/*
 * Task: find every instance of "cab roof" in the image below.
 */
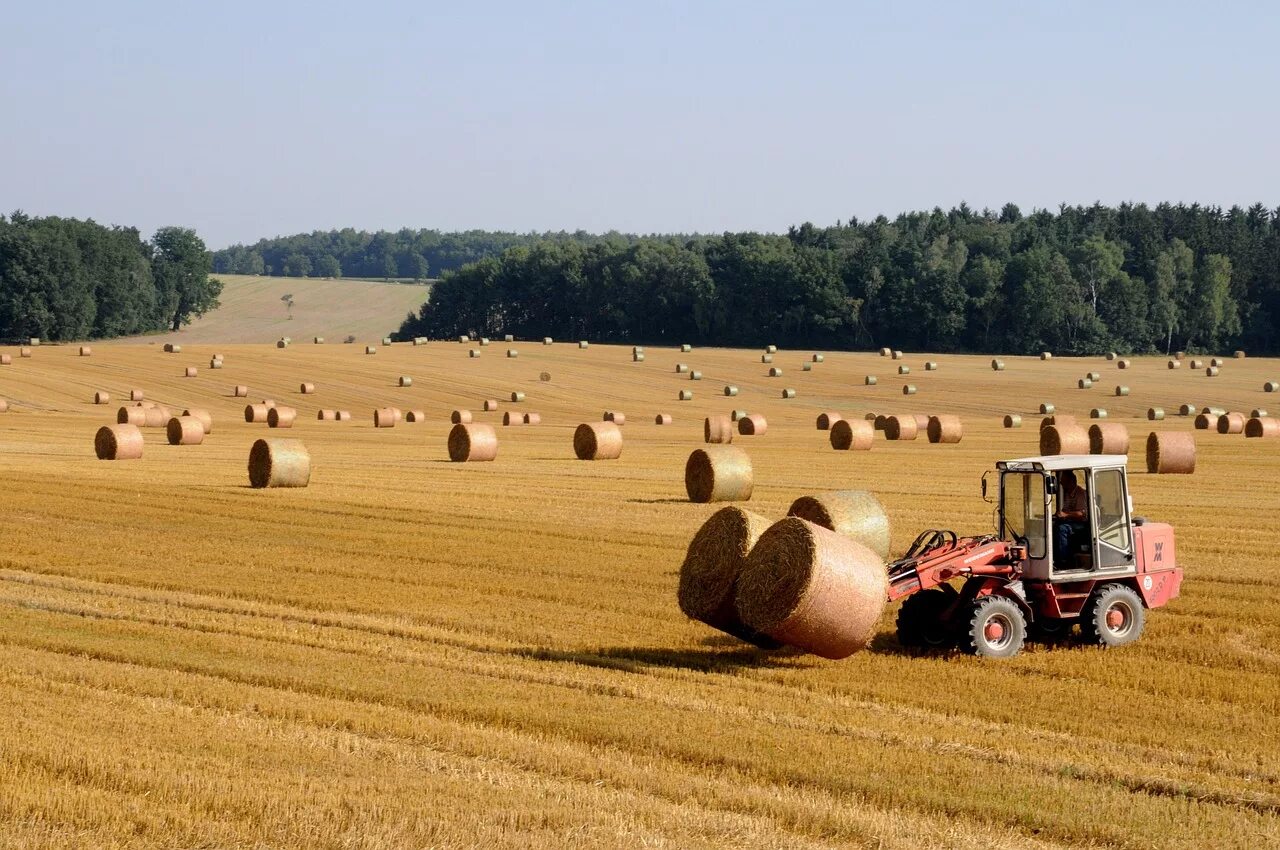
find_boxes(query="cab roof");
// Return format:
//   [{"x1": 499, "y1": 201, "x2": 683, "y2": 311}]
[{"x1": 997, "y1": 455, "x2": 1128, "y2": 472}]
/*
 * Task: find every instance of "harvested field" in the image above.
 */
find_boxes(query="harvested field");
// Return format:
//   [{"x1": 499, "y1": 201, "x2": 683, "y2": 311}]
[{"x1": 0, "y1": 343, "x2": 1278, "y2": 848}]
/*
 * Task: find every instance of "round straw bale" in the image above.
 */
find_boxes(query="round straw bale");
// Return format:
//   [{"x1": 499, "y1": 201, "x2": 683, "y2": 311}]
[
  {"x1": 1246, "y1": 417, "x2": 1280, "y2": 438},
  {"x1": 730, "y1": 410, "x2": 748, "y2": 422},
  {"x1": 1175, "y1": 351, "x2": 1185, "y2": 360},
  {"x1": 507, "y1": 349, "x2": 518, "y2": 358},
  {"x1": 504, "y1": 334, "x2": 513, "y2": 342},
  {"x1": 373, "y1": 408, "x2": 396, "y2": 428},
  {"x1": 458, "y1": 335, "x2": 470, "y2": 343},
  {"x1": 902, "y1": 384, "x2": 917, "y2": 396},
  {"x1": 782, "y1": 388, "x2": 796, "y2": 399},
  {"x1": 261, "y1": 399, "x2": 276, "y2": 409},
  {"x1": 829, "y1": 418, "x2": 874, "y2": 451},
  {"x1": 761, "y1": 354, "x2": 773, "y2": 364},
  {"x1": 117, "y1": 406, "x2": 146, "y2": 426},
  {"x1": 633, "y1": 352, "x2": 645, "y2": 362},
  {"x1": 19, "y1": 347, "x2": 31, "y2": 358},
  {"x1": 578, "y1": 341, "x2": 588, "y2": 349},
  {"x1": 182, "y1": 409, "x2": 212, "y2": 435},
  {"x1": 1168, "y1": 360, "x2": 1180, "y2": 369},
  {"x1": 677, "y1": 506, "x2": 775, "y2": 644},
  {"x1": 1040, "y1": 352, "x2": 1053, "y2": 360},
  {"x1": 681, "y1": 344, "x2": 693, "y2": 353},
  {"x1": 690, "y1": 371, "x2": 702, "y2": 380},
  {"x1": 738, "y1": 414, "x2": 768, "y2": 436},
  {"x1": 543, "y1": 337, "x2": 553, "y2": 345},
  {"x1": 405, "y1": 410, "x2": 426, "y2": 423},
  {"x1": 816, "y1": 412, "x2": 842, "y2": 430},
  {"x1": 398, "y1": 376, "x2": 413, "y2": 387},
  {"x1": 787, "y1": 491, "x2": 891, "y2": 560},
  {"x1": 1039, "y1": 403, "x2": 1056, "y2": 415},
  {"x1": 382, "y1": 336, "x2": 393, "y2": 346},
  {"x1": 679, "y1": 390, "x2": 693, "y2": 401},
  {"x1": 1235, "y1": 350, "x2": 1246, "y2": 359},
  {"x1": 1265, "y1": 382, "x2": 1278, "y2": 393},
  {"x1": 479, "y1": 338, "x2": 489, "y2": 346},
  {"x1": 655, "y1": 413, "x2": 672, "y2": 425},
  {"x1": 924, "y1": 361, "x2": 939, "y2": 371},
  {"x1": 1202, "y1": 406, "x2": 1226, "y2": 416},
  {"x1": 365, "y1": 346, "x2": 376, "y2": 354},
  {"x1": 142, "y1": 406, "x2": 168, "y2": 428},
  {"x1": 451, "y1": 409, "x2": 472, "y2": 424},
  {"x1": 79, "y1": 346, "x2": 91, "y2": 356},
  {"x1": 210, "y1": 358, "x2": 222, "y2": 369},
  {"x1": 1148, "y1": 408, "x2": 1165, "y2": 421},
  {"x1": 130, "y1": 389, "x2": 144, "y2": 402},
  {"x1": 539, "y1": 372, "x2": 551, "y2": 382},
  {"x1": 864, "y1": 375, "x2": 877, "y2": 386},
  {"x1": 162, "y1": 343, "x2": 173, "y2": 353},
  {"x1": 299, "y1": 383, "x2": 315, "y2": 394},
  {"x1": 1118, "y1": 359, "x2": 1131, "y2": 369},
  {"x1": 1190, "y1": 359, "x2": 1203, "y2": 369},
  {"x1": 604, "y1": 411, "x2": 626, "y2": 425},
  {"x1": 523, "y1": 412, "x2": 542, "y2": 425},
  {"x1": 812, "y1": 353, "x2": 824, "y2": 363},
  {"x1": 675, "y1": 363, "x2": 689, "y2": 373},
  {"x1": 892, "y1": 350, "x2": 903, "y2": 360},
  {"x1": 1003, "y1": 414, "x2": 1022, "y2": 428},
  {"x1": 1179, "y1": 404, "x2": 1197, "y2": 416},
  {"x1": 632, "y1": 346, "x2": 644, "y2": 355},
  {"x1": 94, "y1": 391, "x2": 110, "y2": 405},
  {"x1": 0, "y1": 399, "x2": 7, "y2": 412},
  {"x1": 267, "y1": 407, "x2": 296, "y2": 428},
  {"x1": 1115, "y1": 386, "x2": 1130, "y2": 397},
  {"x1": 1217, "y1": 412, "x2": 1245, "y2": 434},
  {"x1": 873, "y1": 414, "x2": 888, "y2": 431},
  {"x1": 95, "y1": 424, "x2": 143, "y2": 460},
  {"x1": 1087, "y1": 372, "x2": 1101, "y2": 381},
  {"x1": 704, "y1": 415, "x2": 734, "y2": 444},
  {"x1": 686, "y1": 446, "x2": 753, "y2": 503},
  {"x1": 735, "y1": 518, "x2": 887, "y2": 659},
  {"x1": 1193, "y1": 413, "x2": 1213, "y2": 430},
  {"x1": 768, "y1": 367, "x2": 782, "y2": 377},
  {"x1": 1251, "y1": 408, "x2": 1268, "y2": 418},
  {"x1": 1146, "y1": 432, "x2": 1195, "y2": 474},
  {"x1": 248, "y1": 439, "x2": 310, "y2": 488},
  {"x1": 879, "y1": 347, "x2": 891, "y2": 357},
  {"x1": 336, "y1": 411, "x2": 352, "y2": 421},
  {"x1": 898, "y1": 365, "x2": 910, "y2": 375},
  {"x1": 317, "y1": 409, "x2": 336, "y2": 421},
  {"x1": 573, "y1": 421, "x2": 623, "y2": 460},
  {"x1": 766, "y1": 345, "x2": 777, "y2": 354},
  {"x1": 1041, "y1": 424, "x2": 1090, "y2": 455},
  {"x1": 166, "y1": 416, "x2": 205, "y2": 445},
  {"x1": 314, "y1": 337, "x2": 324, "y2": 344},
  {"x1": 1090, "y1": 409, "x2": 1108, "y2": 419},
  {"x1": 483, "y1": 399, "x2": 498, "y2": 411},
  {"x1": 1106, "y1": 352, "x2": 1117, "y2": 361},
  {"x1": 927, "y1": 415, "x2": 963, "y2": 444},
  {"x1": 911, "y1": 414, "x2": 930, "y2": 430},
  {"x1": 469, "y1": 349, "x2": 481, "y2": 358},
  {"x1": 991, "y1": 359, "x2": 1005, "y2": 371},
  {"x1": 1210, "y1": 357, "x2": 1224, "y2": 368},
  {"x1": 724, "y1": 385, "x2": 739, "y2": 397},
  {"x1": 1088, "y1": 422, "x2": 1129, "y2": 455},
  {"x1": 277, "y1": 340, "x2": 288, "y2": 349},
  {"x1": 448, "y1": 423, "x2": 497, "y2": 462},
  {"x1": 230, "y1": 386, "x2": 248, "y2": 399},
  {"x1": 884, "y1": 415, "x2": 918, "y2": 441},
  {"x1": 1206, "y1": 367, "x2": 1219, "y2": 377},
  {"x1": 502, "y1": 411, "x2": 524, "y2": 426},
  {"x1": 510, "y1": 391, "x2": 525, "y2": 402}
]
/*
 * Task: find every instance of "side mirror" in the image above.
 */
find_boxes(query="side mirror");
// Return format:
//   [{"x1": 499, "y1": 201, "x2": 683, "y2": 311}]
[
  {"x1": 1045, "y1": 476, "x2": 1058, "y2": 495},
  {"x1": 980, "y1": 471, "x2": 991, "y2": 503}
]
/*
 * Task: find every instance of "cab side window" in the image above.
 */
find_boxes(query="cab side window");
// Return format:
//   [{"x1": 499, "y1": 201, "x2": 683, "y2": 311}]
[{"x1": 1093, "y1": 469, "x2": 1131, "y2": 552}]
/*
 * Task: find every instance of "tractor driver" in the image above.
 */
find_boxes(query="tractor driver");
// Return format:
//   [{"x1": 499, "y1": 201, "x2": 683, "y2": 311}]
[{"x1": 1053, "y1": 470, "x2": 1088, "y2": 570}]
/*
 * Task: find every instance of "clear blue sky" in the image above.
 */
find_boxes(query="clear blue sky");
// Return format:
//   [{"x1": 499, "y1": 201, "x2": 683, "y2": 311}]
[{"x1": 2, "y1": 1, "x2": 1276, "y2": 248}]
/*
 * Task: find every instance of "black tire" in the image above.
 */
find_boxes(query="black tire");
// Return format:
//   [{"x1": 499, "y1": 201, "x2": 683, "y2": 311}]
[
  {"x1": 1081, "y1": 583, "x2": 1145, "y2": 647},
  {"x1": 965, "y1": 595, "x2": 1026, "y2": 658},
  {"x1": 896, "y1": 589, "x2": 957, "y2": 648}
]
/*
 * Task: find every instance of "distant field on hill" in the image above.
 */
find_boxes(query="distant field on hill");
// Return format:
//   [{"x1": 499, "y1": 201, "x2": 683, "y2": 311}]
[{"x1": 118, "y1": 274, "x2": 429, "y2": 345}]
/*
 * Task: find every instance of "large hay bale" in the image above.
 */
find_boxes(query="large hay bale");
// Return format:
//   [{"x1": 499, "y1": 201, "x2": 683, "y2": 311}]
[
  {"x1": 768, "y1": 367, "x2": 782, "y2": 377},
  {"x1": 724, "y1": 385, "x2": 739, "y2": 397},
  {"x1": 578, "y1": 341, "x2": 588, "y2": 349},
  {"x1": 655, "y1": 414, "x2": 672, "y2": 425},
  {"x1": 676, "y1": 507, "x2": 775, "y2": 645},
  {"x1": 1078, "y1": 379, "x2": 1093, "y2": 389},
  {"x1": 1115, "y1": 386, "x2": 1130, "y2": 397},
  {"x1": 738, "y1": 414, "x2": 767, "y2": 436},
  {"x1": 448, "y1": 423, "x2": 497, "y2": 462},
  {"x1": 782, "y1": 388, "x2": 796, "y2": 399},
  {"x1": 1217, "y1": 412, "x2": 1245, "y2": 434},
  {"x1": 79, "y1": 346, "x2": 91, "y2": 356},
  {"x1": 483, "y1": 399, "x2": 498, "y2": 411},
  {"x1": 1251, "y1": 408, "x2": 1269, "y2": 418},
  {"x1": 1040, "y1": 425, "x2": 1090, "y2": 455},
  {"x1": 704, "y1": 415, "x2": 734, "y2": 444},
  {"x1": 277, "y1": 340, "x2": 289, "y2": 349},
  {"x1": 1201, "y1": 406, "x2": 1226, "y2": 416},
  {"x1": 317, "y1": 409, "x2": 336, "y2": 421},
  {"x1": 787, "y1": 491, "x2": 890, "y2": 560},
  {"x1": 1193, "y1": 413, "x2": 1213, "y2": 430},
  {"x1": 1040, "y1": 352, "x2": 1052, "y2": 360},
  {"x1": 502, "y1": 411, "x2": 524, "y2": 426},
  {"x1": 632, "y1": 346, "x2": 644, "y2": 355},
  {"x1": 898, "y1": 365, "x2": 910, "y2": 375},
  {"x1": 1146, "y1": 432, "x2": 1195, "y2": 474},
  {"x1": 166, "y1": 416, "x2": 205, "y2": 446},
  {"x1": 735, "y1": 518, "x2": 887, "y2": 659},
  {"x1": 1089, "y1": 422, "x2": 1130, "y2": 455},
  {"x1": 1, "y1": 354, "x2": 13, "y2": 366},
  {"x1": 117, "y1": 406, "x2": 146, "y2": 426},
  {"x1": 182, "y1": 409, "x2": 212, "y2": 435},
  {"x1": 469, "y1": 349, "x2": 481, "y2": 358},
  {"x1": 685, "y1": 446, "x2": 753, "y2": 503},
  {"x1": 679, "y1": 390, "x2": 693, "y2": 401},
  {"x1": 761, "y1": 354, "x2": 773, "y2": 364},
  {"x1": 681, "y1": 344, "x2": 692, "y2": 353},
  {"x1": 864, "y1": 375, "x2": 877, "y2": 386},
  {"x1": 248, "y1": 439, "x2": 310, "y2": 488},
  {"x1": 1179, "y1": 404, "x2": 1197, "y2": 416},
  {"x1": 633, "y1": 352, "x2": 645, "y2": 362},
  {"x1": 1106, "y1": 352, "x2": 1117, "y2": 361},
  {"x1": 675, "y1": 363, "x2": 689, "y2": 373},
  {"x1": 94, "y1": 391, "x2": 110, "y2": 405},
  {"x1": 924, "y1": 361, "x2": 938, "y2": 371},
  {"x1": 539, "y1": 372, "x2": 551, "y2": 382},
  {"x1": 574, "y1": 421, "x2": 623, "y2": 460},
  {"x1": 690, "y1": 371, "x2": 702, "y2": 380},
  {"x1": 95, "y1": 424, "x2": 143, "y2": 460},
  {"x1": 503, "y1": 334, "x2": 513, "y2": 342},
  {"x1": 1039, "y1": 403, "x2": 1056, "y2": 415},
  {"x1": 509, "y1": 391, "x2": 526, "y2": 403},
  {"x1": 1003, "y1": 414, "x2": 1022, "y2": 428},
  {"x1": 405, "y1": 410, "x2": 426, "y2": 423},
  {"x1": 766, "y1": 345, "x2": 777, "y2": 354},
  {"x1": 891, "y1": 350, "x2": 903, "y2": 360},
  {"x1": 130, "y1": 389, "x2": 144, "y2": 402},
  {"x1": 233, "y1": 385, "x2": 249, "y2": 397},
  {"x1": 267, "y1": 406, "x2": 297, "y2": 428},
  {"x1": 1189, "y1": 359, "x2": 1203, "y2": 369},
  {"x1": 373, "y1": 408, "x2": 396, "y2": 428},
  {"x1": 991, "y1": 359, "x2": 1005, "y2": 371},
  {"x1": 603, "y1": 411, "x2": 626, "y2": 426},
  {"x1": 365, "y1": 346, "x2": 376, "y2": 355},
  {"x1": 829, "y1": 418, "x2": 874, "y2": 451},
  {"x1": 1118, "y1": 359, "x2": 1131, "y2": 369},
  {"x1": 543, "y1": 337, "x2": 553, "y2": 345},
  {"x1": 927, "y1": 415, "x2": 963, "y2": 444},
  {"x1": 1206, "y1": 367, "x2": 1220, "y2": 377},
  {"x1": 1210, "y1": 357, "x2": 1224, "y2": 368},
  {"x1": 1265, "y1": 382, "x2": 1278, "y2": 393},
  {"x1": 479, "y1": 338, "x2": 489, "y2": 346},
  {"x1": 1148, "y1": 408, "x2": 1165, "y2": 421},
  {"x1": 314, "y1": 337, "x2": 324, "y2": 344},
  {"x1": 812, "y1": 353, "x2": 824, "y2": 363},
  {"x1": 883, "y1": 415, "x2": 918, "y2": 441},
  {"x1": 336, "y1": 411, "x2": 352, "y2": 421},
  {"x1": 1235, "y1": 350, "x2": 1246, "y2": 359},
  {"x1": 902, "y1": 384, "x2": 917, "y2": 396},
  {"x1": 507, "y1": 349, "x2": 519, "y2": 358},
  {"x1": 299, "y1": 383, "x2": 315, "y2": 394},
  {"x1": 142, "y1": 407, "x2": 168, "y2": 428},
  {"x1": 1168, "y1": 360, "x2": 1181, "y2": 369},
  {"x1": 1245, "y1": 417, "x2": 1280, "y2": 438},
  {"x1": 399, "y1": 376, "x2": 413, "y2": 387},
  {"x1": 210, "y1": 358, "x2": 223, "y2": 369},
  {"x1": 19, "y1": 347, "x2": 31, "y2": 358},
  {"x1": 816, "y1": 412, "x2": 842, "y2": 430},
  {"x1": 879, "y1": 347, "x2": 891, "y2": 356},
  {"x1": 523, "y1": 413, "x2": 541, "y2": 425}
]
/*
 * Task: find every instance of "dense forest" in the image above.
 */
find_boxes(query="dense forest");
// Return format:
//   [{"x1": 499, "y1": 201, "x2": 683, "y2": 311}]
[
  {"x1": 401, "y1": 203, "x2": 1280, "y2": 355},
  {"x1": 0, "y1": 213, "x2": 222, "y2": 341},
  {"x1": 213, "y1": 229, "x2": 636, "y2": 280}
]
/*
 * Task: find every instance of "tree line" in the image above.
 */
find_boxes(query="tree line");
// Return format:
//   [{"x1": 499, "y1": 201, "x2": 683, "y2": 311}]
[
  {"x1": 400, "y1": 203, "x2": 1280, "y2": 355},
  {"x1": 0, "y1": 212, "x2": 222, "y2": 341},
  {"x1": 213, "y1": 228, "x2": 638, "y2": 281}
]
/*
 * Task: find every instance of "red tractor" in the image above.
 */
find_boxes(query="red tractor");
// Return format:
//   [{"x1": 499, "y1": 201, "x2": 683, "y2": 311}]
[{"x1": 890, "y1": 454, "x2": 1182, "y2": 657}]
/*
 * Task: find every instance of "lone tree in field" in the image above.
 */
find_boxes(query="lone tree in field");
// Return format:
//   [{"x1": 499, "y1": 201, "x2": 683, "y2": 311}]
[
  {"x1": 152, "y1": 227, "x2": 222, "y2": 331},
  {"x1": 281, "y1": 293, "x2": 295, "y2": 319}
]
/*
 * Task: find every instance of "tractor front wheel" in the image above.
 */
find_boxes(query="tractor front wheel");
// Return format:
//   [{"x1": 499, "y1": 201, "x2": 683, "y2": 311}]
[
  {"x1": 964, "y1": 595, "x2": 1026, "y2": 658},
  {"x1": 896, "y1": 589, "x2": 957, "y2": 649},
  {"x1": 1081, "y1": 584, "x2": 1145, "y2": 648}
]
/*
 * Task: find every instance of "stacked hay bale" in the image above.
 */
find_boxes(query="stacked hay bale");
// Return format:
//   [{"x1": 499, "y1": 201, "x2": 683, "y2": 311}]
[
  {"x1": 786, "y1": 491, "x2": 891, "y2": 560},
  {"x1": 676, "y1": 507, "x2": 777, "y2": 647}
]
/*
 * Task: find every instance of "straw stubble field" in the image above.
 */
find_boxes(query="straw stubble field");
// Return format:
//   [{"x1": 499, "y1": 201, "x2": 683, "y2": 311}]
[{"x1": 1, "y1": 340, "x2": 1278, "y2": 849}]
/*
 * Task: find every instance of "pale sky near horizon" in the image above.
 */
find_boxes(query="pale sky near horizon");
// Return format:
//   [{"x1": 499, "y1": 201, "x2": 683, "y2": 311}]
[{"x1": 1, "y1": 1, "x2": 1277, "y2": 249}]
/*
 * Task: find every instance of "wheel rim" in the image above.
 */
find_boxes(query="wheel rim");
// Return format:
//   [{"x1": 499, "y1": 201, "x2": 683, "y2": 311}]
[
  {"x1": 1105, "y1": 600, "x2": 1134, "y2": 637},
  {"x1": 982, "y1": 613, "x2": 1014, "y2": 650}
]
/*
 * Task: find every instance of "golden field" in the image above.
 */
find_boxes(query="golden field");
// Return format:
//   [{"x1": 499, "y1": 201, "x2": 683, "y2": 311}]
[{"x1": 0, "y1": 339, "x2": 1278, "y2": 849}]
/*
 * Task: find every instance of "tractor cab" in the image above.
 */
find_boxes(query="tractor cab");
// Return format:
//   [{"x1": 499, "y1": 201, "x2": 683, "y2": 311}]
[{"x1": 993, "y1": 455, "x2": 1136, "y2": 582}]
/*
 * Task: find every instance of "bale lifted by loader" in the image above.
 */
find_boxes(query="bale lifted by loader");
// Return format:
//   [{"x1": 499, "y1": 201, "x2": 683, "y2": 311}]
[{"x1": 891, "y1": 454, "x2": 1181, "y2": 657}]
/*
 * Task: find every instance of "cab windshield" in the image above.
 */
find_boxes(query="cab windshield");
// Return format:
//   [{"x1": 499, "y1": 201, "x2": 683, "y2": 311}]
[{"x1": 1001, "y1": 472, "x2": 1047, "y2": 559}]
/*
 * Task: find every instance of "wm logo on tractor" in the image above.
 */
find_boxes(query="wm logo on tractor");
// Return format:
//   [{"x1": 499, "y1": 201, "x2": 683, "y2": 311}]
[{"x1": 1154, "y1": 541, "x2": 1164, "y2": 562}]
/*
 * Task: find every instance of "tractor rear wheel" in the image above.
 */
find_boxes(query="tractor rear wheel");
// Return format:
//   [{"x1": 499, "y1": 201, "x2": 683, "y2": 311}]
[
  {"x1": 1081, "y1": 584, "x2": 1145, "y2": 648},
  {"x1": 896, "y1": 589, "x2": 956, "y2": 648},
  {"x1": 964, "y1": 595, "x2": 1026, "y2": 658}
]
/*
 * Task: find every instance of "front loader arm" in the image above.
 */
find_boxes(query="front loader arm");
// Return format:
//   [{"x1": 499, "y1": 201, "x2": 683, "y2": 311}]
[{"x1": 886, "y1": 536, "x2": 1020, "y2": 601}]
